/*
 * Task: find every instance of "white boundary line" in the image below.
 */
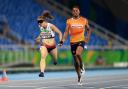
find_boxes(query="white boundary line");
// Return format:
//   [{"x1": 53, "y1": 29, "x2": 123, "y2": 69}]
[
  {"x1": 0, "y1": 74, "x2": 127, "y2": 88},
  {"x1": 103, "y1": 84, "x2": 128, "y2": 88},
  {"x1": 35, "y1": 78, "x2": 128, "y2": 89},
  {"x1": 7, "y1": 76, "x2": 128, "y2": 86},
  {"x1": 8, "y1": 85, "x2": 37, "y2": 88},
  {"x1": 6, "y1": 74, "x2": 128, "y2": 85}
]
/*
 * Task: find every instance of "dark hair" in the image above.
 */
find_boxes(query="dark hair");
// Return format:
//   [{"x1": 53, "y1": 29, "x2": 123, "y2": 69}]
[
  {"x1": 42, "y1": 10, "x2": 54, "y2": 20},
  {"x1": 37, "y1": 10, "x2": 54, "y2": 24},
  {"x1": 72, "y1": 6, "x2": 80, "y2": 10}
]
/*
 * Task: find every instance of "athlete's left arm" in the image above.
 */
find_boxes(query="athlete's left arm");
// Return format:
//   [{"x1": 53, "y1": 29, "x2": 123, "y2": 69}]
[
  {"x1": 35, "y1": 35, "x2": 40, "y2": 44},
  {"x1": 85, "y1": 24, "x2": 91, "y2": 43},
  {"x1": 51, "y1": 24, "x2": 62, "y2": 41}
]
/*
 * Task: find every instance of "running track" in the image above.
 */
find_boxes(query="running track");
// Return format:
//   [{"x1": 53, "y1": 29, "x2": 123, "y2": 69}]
[{"x1": 0, "y1": 69, "x2": 128, "y2": 89}]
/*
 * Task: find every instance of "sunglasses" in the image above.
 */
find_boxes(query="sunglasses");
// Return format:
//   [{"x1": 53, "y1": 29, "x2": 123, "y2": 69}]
[{"x1": 37, "y1": 20, "x2": 44, "y2": 24}]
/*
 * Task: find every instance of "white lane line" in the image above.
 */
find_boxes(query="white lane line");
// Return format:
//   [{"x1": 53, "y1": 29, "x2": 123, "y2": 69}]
[
  {"x1": 7, "y1": 80, "x2": 69, "y2": 85},
  {"x1": 35, "y1": 86, "x2": 66, "y2": 89},
  {"x1": 36, "y1": 87, "x2": 47, "y2": 89},
  {"x1": 7, "y1": 76, "x2": 128, "y2": 86},
  {"x1": 8, "y1": 85, "x2": 37, "y2": 88},
  {"x1": 36, "y1": 86, "x2": 95, "y2": 89},
  {"x1": 0, "y1": 85, "x2": 8, "y2": 87},
  {"x1": 123, "y1": 87, "x2": 128, "y2": 89},
  {"x1": 7, "y1": 74, "x2": 126, "y2": 84},
  {"x1": 86, "y1": 78, "x2": 128, "y2": 85},
  {"x1": 6, "y1": 77, "x2": 128, "y2": 89},
  {"x1": 35, "y1": 86, "x2": 95, "y2": 89},
  {"x1": 5, "y1": 75, "x2": 128, "y2": 89},
  {"x1": 99, "y1": 88, "x2": 105, "y2": 89},
  {"x1": 4, "y1": 78, "x2": 128, "y2": 89},
  {"x1": 87, "y1": 87, "x2": 95, "y2": 88},
  {"x1": 103, "y1": 84, "x2": 128, "y2": 89},
  {"x1": 6, "y1": 74, "x2": 127, "y2": 85},
  {"x1": 35, "y1": 78, "x2": 128, "y2": 89}
]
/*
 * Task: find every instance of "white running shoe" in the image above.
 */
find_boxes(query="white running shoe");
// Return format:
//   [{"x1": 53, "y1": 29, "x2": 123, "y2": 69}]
[
  {"x1": 78, "y1": 75, "x2": 82, "y2": 86},
  {"x1": 77, "y1": 82, "x2": 82, "y2": 86},
  {"x1": 81, "y1": 64, "x2": 85, "y2": 75}
]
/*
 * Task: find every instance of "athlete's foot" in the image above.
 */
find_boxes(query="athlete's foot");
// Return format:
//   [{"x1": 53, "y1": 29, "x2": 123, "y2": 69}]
[
  {"x1": 78, "y1": 75, "x2": 82, "y2": 83},
  {"x1": 77, "y1": 82, "x2": 82, "y2": 85},
  {"x1": 53, "y1": 61, "x2": 57, "y2": 65},
  {"x1": 39, "y1": 72, "x2": 44, "y2": 77},
  {"x1": 78, "y1": 75, "x2": 82, "y2": 85}
]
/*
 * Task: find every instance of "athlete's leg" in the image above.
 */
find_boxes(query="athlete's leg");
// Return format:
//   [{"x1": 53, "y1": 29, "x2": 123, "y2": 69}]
[
  {"x1": 49, "y1": 47, "x2": 58, "y2": 65},
  {"x1": 39, "y1": 46, "x2": 48, "y2": 77},
  {"x1": 71, "y1": 44, "x2": 81, "y2": 83},
  {"x1": 73, "y1": 55, "x2": 81, "y2": 82},
  {"x1": 75, "y1": 44, "x2": 85, "y2": 84},
  {"x1": 76, "y1": 46, "x2": 84, "y2": 70}
]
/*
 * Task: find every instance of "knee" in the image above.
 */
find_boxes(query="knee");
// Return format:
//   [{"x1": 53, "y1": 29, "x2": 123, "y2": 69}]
[
  {"x1": 76, "y1": 54, "x2": 81, "y2": 58},
  {"x1": 76, "y1": 48, "x2": 83, "y2": 55},
  {"x1": 41, "y1": 56, "x2": 45, "y2": 59},
  {"x1": 40, "y1": 59, "x2": 45, "y2": 63},
  {"x1": 40, "y1": 55, "x2": 46, "y2": 61},
  {"x1": 76, "y1": 51, "x2": 81, "y2": 55}
]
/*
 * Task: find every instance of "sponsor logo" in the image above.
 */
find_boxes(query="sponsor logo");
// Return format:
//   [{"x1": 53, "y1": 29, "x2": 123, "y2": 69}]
[{"x1": 71, "y1": 25, "x2": 83, "y2": 28}]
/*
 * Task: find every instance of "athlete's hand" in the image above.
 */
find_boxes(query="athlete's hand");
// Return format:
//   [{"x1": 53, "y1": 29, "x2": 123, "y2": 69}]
[
  {"x1": 85, "y1": 37, "x2": 90, "y2": 43},
  {"x1": 35, "y1": 38, "x2": 40, "y2": 44},
  {"x1": 58, "y1": 41, "x2": 63, "y2": 46}
]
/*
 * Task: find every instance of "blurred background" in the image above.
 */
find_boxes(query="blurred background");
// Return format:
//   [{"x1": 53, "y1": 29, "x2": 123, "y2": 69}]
[{"x1": 0, "y1": 0, "x2": 128, "y2": 77}]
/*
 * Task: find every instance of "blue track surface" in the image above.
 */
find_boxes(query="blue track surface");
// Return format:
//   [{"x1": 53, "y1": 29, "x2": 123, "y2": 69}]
[
  {"x1": 8, "y1": 69, "x2": 128, "y2": 80},
  {"x1": 1, "y1": 68, "x2": 128, "y2": 89}
]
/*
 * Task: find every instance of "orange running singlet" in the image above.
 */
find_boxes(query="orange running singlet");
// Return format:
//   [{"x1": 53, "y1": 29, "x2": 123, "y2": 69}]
[{"x1": 66, "y1": 17, "x2": 88, "y2": 43}]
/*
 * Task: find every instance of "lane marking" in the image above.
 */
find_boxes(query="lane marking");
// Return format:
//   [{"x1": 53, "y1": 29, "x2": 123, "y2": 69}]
[
  {"x1": 2, "y1": 74, "x2": 128, "y2": 89},
  {"x1": 0, "y1": 85, "x2": 8, "y2": 87},
  {"x1": 35, "y1": 78, "x2": 128, "y2": 89},
  {"x1": 7, "y1": 74, "x2": 128, "y2": 83},
  {"x1": 6, "y1": 74, "x2": 127, "y2": 85},
  {"x1": 8, "y1": 85, "x2": 37, "y2": 88},
  {"x1": 104, "y1": 84, "x2": 128, "y2": 89},
  {"x1": 35, "y1": 86, "x2": 95, "y2": 89},
  {"x1": 8, "y1": 77, "x2": 128, "y2": 86},
  {"x1": 123, "y1": 87, "x2": 128, "y2": 89},
  {"x1": 5, "y1": 76, "x2": 128, "y2": 85}
]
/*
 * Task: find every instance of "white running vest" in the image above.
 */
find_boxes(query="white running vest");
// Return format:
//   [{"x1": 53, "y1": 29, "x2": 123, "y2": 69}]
[{"x1": 39, "y1": 23, "x2": 55, "y2": 39}]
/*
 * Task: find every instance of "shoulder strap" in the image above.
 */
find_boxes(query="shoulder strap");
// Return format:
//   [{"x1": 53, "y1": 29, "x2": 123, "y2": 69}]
[{"x1": 46, "y1": 23, "x2": 50, "y2": 30}]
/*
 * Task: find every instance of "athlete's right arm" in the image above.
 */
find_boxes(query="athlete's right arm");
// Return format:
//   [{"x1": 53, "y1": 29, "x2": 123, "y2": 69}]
[
  {"x1": 62, "y1": 25, "x2": 69, "y2": 42},
  {"x1": 35, "y1": 35, "x2": 40, "y2": 44},
  {"x1": 58, "y1": 25, "x2": 69, "y2": 46},
  {"x1": 51, "y1": 24, "x2": 62, "y2": 42},
  {"x1": 85, "y1": 24, "x2": 91, "y2": 43}
]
